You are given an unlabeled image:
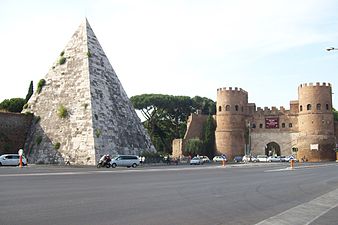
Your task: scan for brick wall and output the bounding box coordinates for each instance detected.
[0,112,32,155]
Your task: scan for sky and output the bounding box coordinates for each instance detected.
[1,0,338,109]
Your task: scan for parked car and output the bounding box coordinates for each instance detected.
[190,157,204,165]
[285,155,299,162]
[256,155,268,162]
[280,155,287,162]
[267,156,281,162]
[0,154,27,166]
[110,155,140,168]
[233,156,243,163]
[200,156,211,163]
[242,155,258,163]
[213,155,227,162]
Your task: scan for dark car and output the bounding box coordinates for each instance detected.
[233,156,243,163]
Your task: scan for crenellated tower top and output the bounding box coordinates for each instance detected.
[298,82,331,89]
[217,87,248,95]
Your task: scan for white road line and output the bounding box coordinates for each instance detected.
[0,166,219,177]
[264,167,294,172]
[265,163,338,172]
[255,188,338,225]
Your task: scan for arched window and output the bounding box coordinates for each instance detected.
[300,105,303,111]
[307,104,311,111]
[235,105,239,111]
[218,106,222,112]
[282,123,285,128]
[326,104,329,110]
[252,123,256,128]
[259,124,263,128]
[225,105,230,111]
[316,104,321,110]
[289,123,293,128]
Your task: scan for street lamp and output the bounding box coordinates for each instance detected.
[326,47,338,162]
[326,47,338,51]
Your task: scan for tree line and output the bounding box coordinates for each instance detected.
[130,94,216,154]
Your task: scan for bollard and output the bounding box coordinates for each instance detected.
[290,159,294,169]
[222,159,225,167]
[19,155,22,168]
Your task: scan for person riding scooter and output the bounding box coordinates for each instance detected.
[97,154,111,168]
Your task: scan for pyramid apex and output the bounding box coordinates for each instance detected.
[84,17,89,25]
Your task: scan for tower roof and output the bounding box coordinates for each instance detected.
[24,19,155,165]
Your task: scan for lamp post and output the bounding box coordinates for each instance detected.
[326,47,338,162]
[247,122,251,155]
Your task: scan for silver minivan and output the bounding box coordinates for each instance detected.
[110,155,140,168]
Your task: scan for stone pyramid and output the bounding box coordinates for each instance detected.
[23,19,155,165]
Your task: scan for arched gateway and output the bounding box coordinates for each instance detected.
[265,142,281,156]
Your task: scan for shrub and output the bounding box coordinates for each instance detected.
[36,136,42,145]
[37,79,46,94]
[60,51,65,57]
[57,105,68,118]
[87,51,92,57]
[83,103,88,110]
[54,142,61,149]
[59,56,66,65]
[95,128,101,138]
[0,98,26,112]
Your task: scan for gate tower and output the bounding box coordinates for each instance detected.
[215,87,248,160]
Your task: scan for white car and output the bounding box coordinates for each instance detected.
[190,157,204,165]
[213,156,227,162]
[267,156,281,162]
[200,156,211,163]
[0,154,27,166]
[110,155,140,168]
[256,155,268,162]
[242,155,258,163]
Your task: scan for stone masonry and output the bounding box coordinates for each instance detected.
[23,19,155,165]
[173,83,337,162]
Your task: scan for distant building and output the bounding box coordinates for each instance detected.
[173,83,337,162]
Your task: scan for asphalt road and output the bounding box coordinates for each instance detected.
[0,163,337,225]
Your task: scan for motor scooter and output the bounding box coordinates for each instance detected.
[97,157,111,168]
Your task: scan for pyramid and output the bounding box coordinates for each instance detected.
[23,19,155,165]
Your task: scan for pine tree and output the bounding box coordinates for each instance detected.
[25,81,34,103]
[203,115,216,157]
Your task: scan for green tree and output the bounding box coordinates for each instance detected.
[25,81,34,103]
[202,115,216,157]
[0,98,26,112]
[333,108,338,121]
[131,94,192,152]
[192,96,216,115]
[131,94,215,153]
[185,138,204,156]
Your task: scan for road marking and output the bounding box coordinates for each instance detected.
[255,187,338,225]
[0,166,219,177]
[264,167,294,172]
[264,163,337,172]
